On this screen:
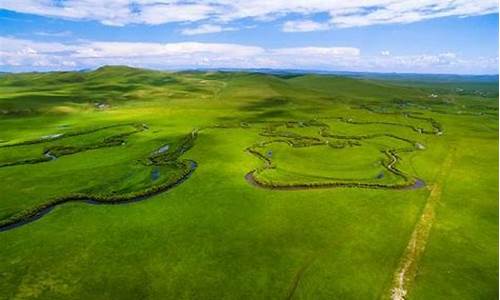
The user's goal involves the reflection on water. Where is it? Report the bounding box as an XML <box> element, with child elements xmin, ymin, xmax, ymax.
<box><xmin>151</xmin><ymin>167</ymin><xmax>160</xmax><ymax>181</ymax></box>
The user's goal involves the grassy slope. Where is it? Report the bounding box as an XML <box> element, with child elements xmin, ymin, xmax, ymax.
<box><xmin>409</xmin><ymin>113</ymin><xmax>498</xmax><ymax>299</ymax></box>
<box><xmin>0</xmin><ymin>66</ymin><xmax>497</xmax><ymax>299</ymax></box>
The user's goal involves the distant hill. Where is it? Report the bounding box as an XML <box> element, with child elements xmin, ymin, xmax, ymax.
<box><xmin>183</xmin><ymin>67</ymin><xmax>499</xmax><ymax>98</ymax></box>
<box><xmin>191</xmin><ymin>67</ymin><xmax>498</xmax><ymax>81</ymax></box>
<box><xmin>0</xmin><ymin>65</ymin><xmax>497</xmax><ymax>111</ymax></box>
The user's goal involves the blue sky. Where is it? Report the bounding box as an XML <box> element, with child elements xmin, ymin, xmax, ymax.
<box><xmin>0</xmin><ymin>1</ymin><xmax>498</xmax><ymax>74</ymax></box>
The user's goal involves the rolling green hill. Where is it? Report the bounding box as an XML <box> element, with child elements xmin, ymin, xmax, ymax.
<box><xmin>0</xmin><ymin>66</ymin><xmax>497</xmax><ymax>300</ymax></box>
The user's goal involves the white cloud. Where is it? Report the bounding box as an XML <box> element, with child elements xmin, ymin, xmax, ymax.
<box><xmin>271</xmin><ymin>47</ymin><xmax>360</xmax><ymax>57</ymax></box>
<box><xmin>282</xmin><ymin>20</ymin><xmax>330</xmax><ymax>32</ymax></box>
<box><xmin>132</xmin><ymin>3</ymin><xmax>216</xmax><ymax>26</ymax></box>
<box><xmin>0</xmin><ymin>37</ymin><xmax>77</xmax><ymax>67</ymax></box>
<box><xmin>267</xmin><ymin>46</ymin><xmax>361</xmax><ymax>69</ymax></box>
<box><xmin>366</xmin><ymin>51</ymin><xmax>499</xmax><ymax>73</ymax></box>
<box><xmin>181</xmin><ymin>24</ymin><xmax>237</xmax><ymax>36</ymax></box>
<box><xmin>0</xmin><ymin>37</ymin><xmax>497</xmax><ymax>74</ymax></box>
<box><xmin>72</xmin><ymin>41</ymin><xmax>264</xmax><ymax>59</ymax></box>
<box><xmin>34</xmin><ymin>30</ymin><xmax>72</xmax><ymax>37</ymax></box>
<box><xmin>327</xmin><ymin>1</ymin><xmax>499</xmax><ymax>28</ymax></box>
<box><xmin>0</xmin><ymin>1</ymin><xmax>218</xmax><ymax>26</ymax></box>
<box><xmin>0</xmin><ymin>0</ymin><xmax>497</xmax><ymax>28</ymax></box>
<box><xmin>381</xmin><ymin>50</ymin><xmax>390</xmax><ymax>56</ymax></box>
<box><xmin>0</xmin><ymin>36</ymin><xmax>360</xmax><ymax>70</ymax></box>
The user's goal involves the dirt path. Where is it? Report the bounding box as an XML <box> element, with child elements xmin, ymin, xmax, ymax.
<box><xmin>388</xmin><ymin>148</ymin><xmax>455</xmax><ymax>300</ymax></box>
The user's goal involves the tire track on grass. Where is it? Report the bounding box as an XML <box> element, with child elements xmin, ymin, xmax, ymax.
<box><xmin>388</xmin><ymin>148</ymin><xmax>455</xmax><ymax>300</ymax></box>
<box><xmin>285</xmin><ymin>256</ymin><xmax>316</xmax><ymax>300</ymax></box>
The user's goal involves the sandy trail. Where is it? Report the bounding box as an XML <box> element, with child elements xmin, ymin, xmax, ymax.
<box><xmin>389</xmin><ymin>149</ymin><xmax>455</xmax><ymax>300</ymax></box>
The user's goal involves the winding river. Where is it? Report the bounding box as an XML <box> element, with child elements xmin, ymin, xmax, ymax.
<box><xmin>0</xmin><ymin>160</ymin><xmax>197</xmax><ymax>232</ymax></box>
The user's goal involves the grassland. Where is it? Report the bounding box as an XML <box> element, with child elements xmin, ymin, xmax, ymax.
<box><xmin>0</xmin><ymin>66</ymin><xmax>497</xmax><ymax>299</ymax></box>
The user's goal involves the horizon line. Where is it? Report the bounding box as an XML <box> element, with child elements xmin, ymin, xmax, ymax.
<box><xmin>1</xmin><ymin>65</ymin><xmax>499</xmax><ymax>78</ymax></box>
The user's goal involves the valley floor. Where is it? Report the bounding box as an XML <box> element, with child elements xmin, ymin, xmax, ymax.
<box><xmin>0</xmin><ymin>67</ymin><xmax>497</xmax><ymax>299</ymax></box>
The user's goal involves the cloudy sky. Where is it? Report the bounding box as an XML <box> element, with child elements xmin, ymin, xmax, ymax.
<box><xmin>0</xmin><ymin>0</ymin><xmax>498</xmax><ymax>74</ymax></box>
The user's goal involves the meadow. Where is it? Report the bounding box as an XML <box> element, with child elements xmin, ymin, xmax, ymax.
<box><xmin>0</xmin><ymin>66</ymin><xmax>497</xmax><ymax>299</ymax></box>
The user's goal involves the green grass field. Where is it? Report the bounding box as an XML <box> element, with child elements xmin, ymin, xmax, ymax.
<box><xmin>0</xmin><ymin>66</ymin><xmax>497</xmax><ymax>299</ymax></box>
